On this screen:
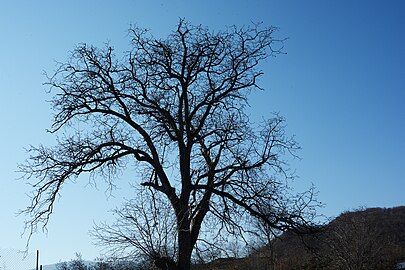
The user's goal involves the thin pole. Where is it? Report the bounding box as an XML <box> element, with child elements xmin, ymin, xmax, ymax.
<box><xmin>36</xmin><ymin>250</ymin><xmax>39</xmax><ymax>270</ymax></box>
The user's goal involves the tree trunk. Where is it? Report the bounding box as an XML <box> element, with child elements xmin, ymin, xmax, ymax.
<box><xmin>177</xmin><ymin>239</ymin><xmax>192</xmax><ymax>270</ymax></box>
<box><xmin>176</xmin><ymin>213</ymin><xmax>193</xmax><ymax>270</ymax></box>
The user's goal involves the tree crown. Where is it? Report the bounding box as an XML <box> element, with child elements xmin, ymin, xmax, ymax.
<box><xmin>20</xmin><ymin>20</ymin><xmax>318</xmax><ymax>269</ymax></box>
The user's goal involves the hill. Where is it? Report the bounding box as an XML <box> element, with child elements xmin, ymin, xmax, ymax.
<box><xmin>194</xmin><ymin>206</ymin><xmax>405</xmax><ymax>270</ymax></box>
<box><xmin>244</xmin><ymin>206</ymin><xmax>405</xmax><ymax>270</ymax></box>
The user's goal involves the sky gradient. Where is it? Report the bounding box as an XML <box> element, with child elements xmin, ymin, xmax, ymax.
<box><xmin>0</xmin><ymin>0</ymin><xmax>404</xmax><ymax>267</ymax></box>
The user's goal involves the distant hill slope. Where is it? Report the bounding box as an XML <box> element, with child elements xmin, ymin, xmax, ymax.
<box><xmin>333</xmin><ymin>206</ymin><xmax>405</xmax><ymax>246</ymax></box>
<box><xmin>199</xmin><ymin>206</ymin><xmax>405</xmax><ymax>270</ymax></box>
<box><xmin>245</xmin><ymin>206</ymin><xmax>405</xmax><ymax>270</ymax></box>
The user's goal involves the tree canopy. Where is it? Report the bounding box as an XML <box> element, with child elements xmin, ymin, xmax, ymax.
<box><xmin>20</xmin><ymin>20</ymin><xmax>318</xmax><ymax>270</ymax></box>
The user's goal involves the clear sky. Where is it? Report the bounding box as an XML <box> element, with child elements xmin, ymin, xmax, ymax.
<box><xmin>0</xmin><ymin>0</ymin><xmax>404</xmax><ymax>267</ymax></box>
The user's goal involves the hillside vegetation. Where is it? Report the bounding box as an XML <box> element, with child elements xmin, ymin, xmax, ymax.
<box><xmin>241</xmin><ymin>206</ymin><xmax>405</xmax><ymax>270</ymax></box>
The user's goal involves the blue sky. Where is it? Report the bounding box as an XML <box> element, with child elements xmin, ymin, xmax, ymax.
<box><xmin>0</xmin><ymin>0</ymin><xmax>404</xmax><ymax>267</ymax></box>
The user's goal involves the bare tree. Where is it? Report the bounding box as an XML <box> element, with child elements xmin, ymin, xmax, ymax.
<box><xmin>56</xmin><ymin>253</ymin><xmax>89</xmax><ymax>270</ymax></box>
<box><xmin>91</xmin><ymin>187</ymin><xmax>178</xmax><ymax>268</ymax></box>
<box><xmin>20</xmin><ymin>20</ymin><xmax>318</xmax><ymax>270</ymax></box>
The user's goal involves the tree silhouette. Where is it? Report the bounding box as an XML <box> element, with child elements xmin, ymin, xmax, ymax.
<box><xmin>20</xmin><ymin>20</ymin><xmax>318</xmax><ymax>270</ymax></box>
<box><xmin>56</xmin><ymin>253</ymin><xmax>89</xmax><ymax>270</ymax></box>
<box><xmin>91</xmin><ymin>187</ymin><xmax>178</xmax><ymax>266</ymax></box>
